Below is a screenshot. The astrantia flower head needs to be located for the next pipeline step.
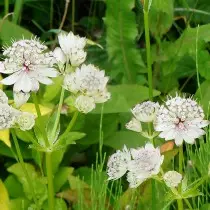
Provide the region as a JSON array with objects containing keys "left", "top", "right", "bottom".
[
  {"left": 107, "top": 145, "right": 131, "bottom": 181},
  {"left": 154, "top": 95, "right": 209, "bottom": 146},
  {"left": 0, "top": 38, "right": 58, "bottom": 102},
  {"left": 64, "top": 64, "right": 110, "bottom": 113},
  {"left": 54, "top": 32, "right": 87, "bottom": 67},
  {"left": 0, "top": 89, "right": 8, "bottom": 104},
  {"left": 74, "top": 95, "right": 95, "bottom": 114},
  {"left": 131, "top": 101, "right": 160, "bottom": 123},
  {"left": 126, "top": 118, "right": 142, "bottom": 132},
  {"left": 16, "top": 112, "right": 35, "bottom": 131},
  {"left": 127, "top": 143, "right": 164, "bottom": 188},
  {"left": 0, "top": 104, "right": 18, "bottom": 129},
  {"left": 163, "top": 171, "right": 182, "bottom": 188}
]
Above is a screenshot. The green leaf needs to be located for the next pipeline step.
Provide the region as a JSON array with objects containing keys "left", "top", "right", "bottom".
[
  {"left": 43, "top": 198, "right": 67, "bottom": 210},
  {"left": 105, "top": 0, "right": 146, "bottom": 82},
  {"left": 104, "top": 131, "right": 146, "bottom": 149},
  {"left": 9, "top": 198, "right": 31, "bottom": 210},
  {"left": 93, "top": 85, "right": 160, "bottom": 113},
  {"left": 201, "top": 203, "right": 210, "bottom": 210},
  {"left": 0, "top": 179, "right": 9, "bottom": 210},
  {"left": 7, "top": 163, "right": 47, "bottom": 206},
  {"left": 54, "top": 167, "right": 74, "bottom": 192},
  {"left": 57, "top": 132, "right": 86, "bottom": 147},
  {"left": 4, "top": 175, "right": 24, "bottom": 198},
  {"left": 149, "top": 0, "right": 174, "bottom": 37},
  {"left": 43, "top": 77, "right": 63, "bottom": 102},
  {"left": 195, "top": 80, "right": 210, "bottom": 113},
  {"left": 0, "top": 19, "right": 33, "bottom": 45},
  {"left": 0, "top": 129, "right": 11, "bottom": 147}
]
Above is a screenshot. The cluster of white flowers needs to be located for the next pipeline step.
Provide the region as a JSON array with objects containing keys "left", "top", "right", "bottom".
[
  {"left": 0, "top": 90, "right": 35, "bottom": 131},
  {"left": 54, "top": 32, "right": 87, "bottom": 67},
  {"left": 54, "top": 32, "right": 110, "bottom": 113},
  {"left": 126, "top": 101, "right": 159, "bottom": 132},
  {"left": 64, "top": 64, "right": 110, "bottom": 113},
  {"left": 163, "top": 171, "right": 182, "bottom": 188},
  {"left": 0, "top": 38, "right": 57, "bottom": 107},
  {"left": 107, "top": 143, "right": 164, "bottom": 188},
  {"left": 154, "top": 96, "right": 209, "bottom": 146}
]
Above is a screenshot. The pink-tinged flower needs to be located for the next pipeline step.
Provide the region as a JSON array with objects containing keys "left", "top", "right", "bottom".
[
  {"left": 0, "top": 38, "right": 58, "bottom": 103},
  {"left": 154, "top": 96, "right": 209, "bottom": 146}
]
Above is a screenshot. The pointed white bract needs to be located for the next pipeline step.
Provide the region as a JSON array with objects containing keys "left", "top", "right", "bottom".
[
  {"left": 14, "top": 91, "right": 30, "bottom": 107},
  {"left": 107, "top": 146, "right": 131, "bottom": 181},
  {"left": 154, "top": 96, "right": 209, "bottom": 146},
  {"left": 55, "top": 32, "right": 87, "bottom": 66},
  {"left": 64, "top": 64, "right": 110, "bottom": 113},
  {"left": 107, "top": 143, "right": 164, "bottom": 188},
  {"left": 163, "top": 171, "right": 182, "bottom": 188},
  {"left": 126, "top": 117, "right": 142, "bottom": 132},
  {"left": 16, "top": 112, "right": 35, "bottom": 131},
  {"left": 0, "top": 38, "right": 58, "bottom": 104},
  {"left": 131, "top": 101, "right": 160, "bottom": 123},
  {"left": 127, "top": 143, "right": 164, "bottom": 188}
]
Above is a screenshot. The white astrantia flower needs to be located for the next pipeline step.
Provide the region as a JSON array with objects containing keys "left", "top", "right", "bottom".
[
  {"left": 0, "top": 89, "right": 8, "bottom": 104},
  {"left": 154, "top": 95, "right": 209, "bottom": 146},
  {"left": 163, "top": 171, "right": 182, "bottom": 188},
  {"left": 55, "top": 32, "right": 87, "bottom": 66},
  {"left": 0, "top": 38, "right": 58, "bottom": 102},
  {"left": 74, "top": 95, "right": 96, "bottom": 114},
  {"left": 14, "top": 91, "right": 30, "bottom": 107},
  {"left": 64, "top": 64, "right": 110, "bottom": 113},
  {"left": 0, "top": 103, "right": 18, "bottom": 129},
  {"left": 131, "top": 101, "right": 160, "bottom": 123},
  {"left": 126, "top": 118, "right": 142, "bottom": 133},
  {"left": 107, "top": 145, "right": 131, "bottom": 181},
  {"left": 16, "top": 112, "right": 35, "bottom": 131},
  {"left": 127, "top": 143, "right": 164, "bottom": 188}
]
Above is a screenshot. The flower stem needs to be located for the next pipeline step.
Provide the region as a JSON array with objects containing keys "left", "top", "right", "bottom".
[
  {"left": 177, "top": 145, "right": 184, "bottom": 210},
  {"left": 32, "top": 93, "right": 55, "bottom": 210},
  {"left": 143, "top": 1, "right": 153, "bottom": 101},
  {"left": 59, "top": 110, "right": 78, "bottom": 140},
  {"left": 51, "top": 87, "right": 65, "bottom": 139},
  {"left": 45, "top": 152, "right": 54, "bottom": 210},
  {"left": 11, "top": 129, "right": 40, "bottom": 210},
  {"left": 32, "top": 93, "right": 49, "bottom": 148},
  {"left": 143, "top": 1, "right": 155, "bottom": 209}
]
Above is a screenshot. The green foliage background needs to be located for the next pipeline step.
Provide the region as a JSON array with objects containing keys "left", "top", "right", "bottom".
[{"left": 1, "top": 0, "right": 210, "bottom": 209}]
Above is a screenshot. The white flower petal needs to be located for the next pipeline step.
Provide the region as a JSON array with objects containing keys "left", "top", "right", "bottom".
[
  {"left": 14, "top": 91, "right": 30, "bottom": 107},
  {"left": 13, "top": 73, "right": 32, "bottom": 92},
  {"left": 1, "top": 72, "right": 21, "bottom": 85}
]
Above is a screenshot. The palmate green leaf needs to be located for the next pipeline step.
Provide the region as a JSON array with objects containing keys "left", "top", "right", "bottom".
[
  {"left": 105, "top": 0, "right": 146, "bottom": 83},
  {"left": 104, "top": 131, "right": 146, "bottom": 149},
  {"left": 149, "top": 0, "right": 174, "bottom": 37},
  {"left": 93, "top": 85, "right": 160, "bottom": 114},
  {"left": 7, "top": 163, "right": 47, "bottom": 206},
  {"left": 0, "top": 19, "right": 33, "bottom": 45}
]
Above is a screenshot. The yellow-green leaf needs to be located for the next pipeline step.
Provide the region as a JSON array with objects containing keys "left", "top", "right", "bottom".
[
  {"left": 0, "top": 129, "right": 11, "bottom": 147},
  {"left": 0, "top": 74, "right": 3, "bottom": 90},
  {"left": 20, "top": 103, "right": 52, "bottom": 116},
  {"left": 0, "top": 180, "right": 9, "bottom": 210}
]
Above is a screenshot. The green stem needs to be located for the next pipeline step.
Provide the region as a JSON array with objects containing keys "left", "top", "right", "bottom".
[
  {"left": 4, "top": 0, "right": 9, "bottom": 15},
  {"left": 32, "top": 93, "right": 55, "bottom": 210},
  {"left": 184, "top": 199, "right": 193, "bottom": 210},
  {"left": 51, "top": 87, "right": 65, "bottom": 139},
  {"left": 11, "top": 129, "right": 40, "bottom": 210},
  {"left": 50, "top": 0, "right": 54, "bottom": 29},
  {"left": 59, "top": 110, "right": 78, "bottom": 140},
  {"left": 46, "top": 153, "right": 54, "bottom": 210},
  {"left": 71, "top": 0, "right": 75, "bottom": 32},
  {"left": 195, "top": 25, "right": 202, "bottom": 101},
  {"left": 177, "top": 145, "right": 184, "bottom": 210},
  {"left": 32, "top": 93, "right": 49, "bottom": 147},
  {"left": 99, "top": 104, "right": 104, "bottom": 164},
  {"left": 143, "top": 2, "right": 153, "bottom": 101},
  {"left": 12, "top": 0, "right": 24, "bottom": 24}
]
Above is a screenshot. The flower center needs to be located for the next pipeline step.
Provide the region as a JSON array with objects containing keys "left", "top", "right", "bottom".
[
  {"left": 23, "top": 60, "right": 31, "bottom": 72},
  {"left": 175, "top": 118, "right": 186, "bottom": 130}
]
